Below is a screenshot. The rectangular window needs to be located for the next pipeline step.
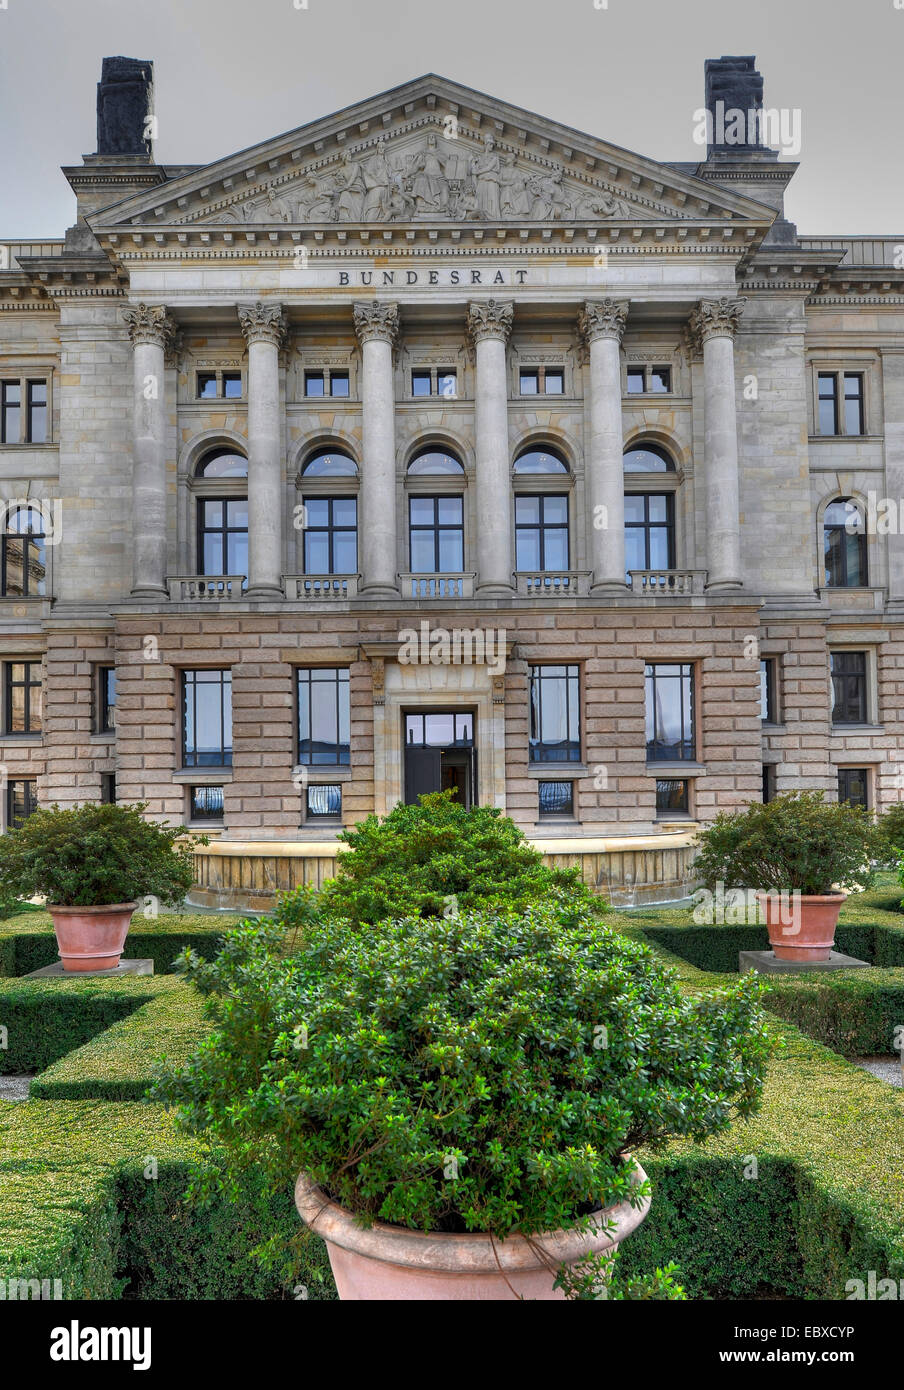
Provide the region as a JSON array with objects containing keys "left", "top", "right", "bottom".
[
  {"left": 515, "top": 494, "right": 569, "bottom": 571},
  {"left": 304, "top": 371, "right": 326, "bottom": 397},
  {"left": 760, "top": 658, "right": 777, "bottom": 724},
  {"left": 538, "top": 780, "right": 574, "bottom": 817},
  {"left": 411, "top": 370, "right": 432, "bottom": 397},
  {"left": 101, "top": 773, "right": 116, "bottom": 805},
  {"left": 26, "top": 381, "right": 47, "bottom": 443},
  {"left": 844, "top": 373, "right": 864, "bottom": 435},
  {"left": 837, "top": 767, "right": 869, "bottom": 809},
  {"left": 198, "top": 497, "right": 248, "bottom": 578},
  {"left": 518, "top": 368, "right": 540, "bottom": 396},
  {"left": 817, "top": 373, "right": 838, "bottom": 435},
  {"left": 762, "top": 765, "right": 776, "bottom": 805},
  {"left": 197, "top": 372, "right": 218, "bottom": 399},
  {"left": 182, "top": 669, "right": 232, "bottom": 767},
  {"left": 330, "top": 372, "right": 350, "bottom": 397},
  {"left": 189, "top": 785, "right": 225, "bottom": 822},
  {"left": 98, "top": 666, "right": 116, "bottom": 733},
  {"left": 409, "top": 495, "right": 464, "bottom": 573},
  {"left": 649, "top": 367, "right": 672, "bottom": 394},
  {"left": 645, "top": 663, "right": 695, "bottom": 762},
  {"left": 306, "top": 783, "right": 342, "bottom": 818},
  {"left": 222, "top": 371, "right": 243, "bottom": 398},
  {"left": 626, "top": 368, "right": 645, "bottom": 394},
  {"left": 297, "top": 667, "right": 350, "bottom": 766},
  {"left": 624, "top": 493, "right": 675, "bottom": 577},
  {"left": 544, "top": 368, "right": 564, "bottom": 395},
  {"left": 302, "top": 496, "right": 357, "bottom": 574},
  {"left": 656, "top": 779, "right": 689, "bottom": 815},
  {"left": 5, "top": 661, "right": 42, "bottom": 735},
  {"left": 831, "top": 651, "right": 868, "bottom": 725},
  {"left": 6, "top": 779, "right": 37, "bottom": 830},
  {"left": 437, "top": 370, "right": 457, "bottom": 399},
  {"left": 529, "top": 664, "right": 581, "bottom": 763},
  {"left": 1, "top": 382, "right": 22, "bottom": 444}
]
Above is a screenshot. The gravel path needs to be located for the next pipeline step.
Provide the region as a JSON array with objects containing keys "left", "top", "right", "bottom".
[
  {"left": 849, "top": 1057, "right": 904, "bottom": 1088},
  {"left": 0, "top": 1075, "right": 33, "bottom": 1101}
]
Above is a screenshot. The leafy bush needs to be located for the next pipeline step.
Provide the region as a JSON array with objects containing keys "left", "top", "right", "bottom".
[
  {"left": 693, "top": 791, "right": 884, "bottom": 897},
  {"left": 318, "top": 790, "right": 600, "bottom": 927},
  {"left": 154, "top": 902, "right": 771, "bottom": 1239},
  {"left": 879, "top": 802, "right": 904, "bottom": 860},
  {"left": 0, "top": 802, "right": 197, "bottom": 908}
]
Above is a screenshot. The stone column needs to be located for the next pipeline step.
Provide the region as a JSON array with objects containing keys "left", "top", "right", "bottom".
[
  {"left": 123, "top": 302, "right": 177, "bottom": 599},
  {"left": 578, "top": 299, "right": 629, "bottom": 593},
  {"left": 467, "top": 299, "right": 514, "bottom": 595},
  {"left": 690, "top": 296, "right": 746, "bottom": 591},
  {"left": 238, "top": 302, "right": 287, "bottom": 598},
  {"left": 353, "top": 301, "right": 400, "bottom": 597}
]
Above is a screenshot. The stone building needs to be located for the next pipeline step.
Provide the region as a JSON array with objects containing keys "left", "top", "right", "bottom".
[{"left": 1, "top": 55, "right": 902, "bottom": 906}]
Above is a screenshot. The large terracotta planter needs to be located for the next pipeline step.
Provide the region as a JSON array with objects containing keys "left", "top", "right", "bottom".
[
  {"left": 757, "top": 891, "right": 846, "bottom": 962},
  {"left": 295, "top": 1163, "right": 650, "bottom": 1301},
  {"left": 48, "top": 902, "right": 137, "bottom": 973}
]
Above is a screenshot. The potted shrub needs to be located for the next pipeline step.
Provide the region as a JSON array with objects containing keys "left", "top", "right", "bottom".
[
  {"left": 0, "top": 802, "right": 196, "bottom": 972},
  {"left": 693, "top": 791, "right": 884, "bottom": 962},
  {"left": 154, "top": 898, "right": 770, "bottom": 1301}
]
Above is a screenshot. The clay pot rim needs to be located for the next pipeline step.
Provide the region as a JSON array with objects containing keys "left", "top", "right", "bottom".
[
  {"left": 754, "top": 891, "right": 847, "bottom": 903},
  {"left": 295, "top": 1162, "right": 650, "bottom": 1273},
  {"left": 47, "top": 901, "right": 138, "bottom": 914}
]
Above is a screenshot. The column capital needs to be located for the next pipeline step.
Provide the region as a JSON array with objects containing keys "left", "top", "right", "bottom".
[
  {"left": 687, "top": 296, "right": 746, "bottom": 351},
  {"left": 577, "top": 298, "right": 629, "bottom": 348},
  {"left": 238, "top": 300, "right": 288, "bottom": 349},
  {"left": 466, "top": 298, "right": 514, "bottom": 350},
  {"left": 353, "top": 299, "right": 400, "bottom": 348},
  {"left": 123, "top": 302, "right": 178, "bottom": 353}
]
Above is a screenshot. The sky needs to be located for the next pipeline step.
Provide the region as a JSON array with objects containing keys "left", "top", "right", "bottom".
[{"left": 1, "top": 0, "right": 902, "bottom": 238}]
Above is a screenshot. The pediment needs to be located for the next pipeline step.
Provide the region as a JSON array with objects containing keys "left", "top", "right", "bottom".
[{"left": 88, "top": 74, "right": 776, "bottom": 237}]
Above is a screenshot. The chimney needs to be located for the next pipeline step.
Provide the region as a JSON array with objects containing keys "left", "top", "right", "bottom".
[
  {"left": 96, "top": 56, "right": 155, "bottom": 157},
  {"left": 704, "top": 55, "right": 767, "bottom": 160}
]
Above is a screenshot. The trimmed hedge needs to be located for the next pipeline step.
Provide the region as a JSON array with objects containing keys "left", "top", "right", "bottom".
[
  {"left": 0, "top": 977, "right": 157, "bottom": 1073},
  {"left": 0, "top": 909, "right": 237, "bottom": 977},
  {"left": 763, "top": 969, "right": 904, "bottom": 1057}
]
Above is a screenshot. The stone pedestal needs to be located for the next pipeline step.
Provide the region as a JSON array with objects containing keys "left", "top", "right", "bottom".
[
  {"left": 739, "top": 949, "right": 870, "bottom": 975},
  {"left": 24, "top": 958, "right": 154, "bottom": 979}
]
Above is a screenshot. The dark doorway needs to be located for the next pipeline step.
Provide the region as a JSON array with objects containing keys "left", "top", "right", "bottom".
[{"left": 403, "top": 710, "right": 477, "bottom": 808}]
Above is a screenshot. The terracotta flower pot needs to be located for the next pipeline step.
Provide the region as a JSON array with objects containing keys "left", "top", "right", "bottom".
[
  {"left": 756, "top": 891, "right": 847, "bottom": 962},
  {"left": 295, "top": 1163, "right": 650, "bottom": 1301},
  {"left": 48, "top": 902, "right": 137, "bottom": 973}
]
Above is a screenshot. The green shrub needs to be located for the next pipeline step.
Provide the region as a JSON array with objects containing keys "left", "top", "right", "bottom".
[
  {"left": 693, "top": 791, "right": 884, "bottom": 897},
  {"left": 0, "top": 802, "right": 198, "bottom": 908},
  {"left": 317, "top": 790, "right": 600, "bottom": 927},
  {"left": 879, "top": 802, "right": 904, "bottom": 859},
  {"left": 154, "top": 902, "right": 771, "bottom": 1239}
]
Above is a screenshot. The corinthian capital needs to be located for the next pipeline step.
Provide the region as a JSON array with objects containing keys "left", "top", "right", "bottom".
[
  {"left": 466, "top": 298, "right": 514, "bottom": 349},
  {"left": 123, "top": 303, "right": 178, "bottom": 352},
  {"left": 238, "top": 301, "right": 288, "bottom": 348},
  {"left": 688, "top": 296, "right": 746, "bottom": 349},
  {"left": 352, "top": 300, "right": 400, "bottom": 348},
  {"left": 577, "top": 298, "right": 629, "bottom": 348}
]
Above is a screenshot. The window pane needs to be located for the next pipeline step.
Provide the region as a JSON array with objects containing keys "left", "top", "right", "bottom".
[
  {"left": 542, "top": 495, "right": 568, "bottom": 524},
  {"left": 333, "top": 530, "right": 357, "bottom": 572},
  {"left": 656, "top": 779, "right": 688, "bottom": 813},
  {"left": 305, "top": 372, "right": 325, "bottom": 397},
  {"left": 410, "top": 532, "right": 435, "bottom": 572},
  {"left": 304, "top": 498, "right": 330, "bottom": 528},
  {"left": 303, "top": 451, "right": 356, "bottom": 477},
  {"left": 519, "top": 370, "right": 539, "bottom": 395},
  {"left": 539, "top": 781, "right": 573, "bottom": 815},
  {"left": 408, "top": 451, "right": 464, "bottom": 475},
  {"left": 516, "top": 530, "right": 541, "bottom": 570},
  {"left": 202, "top": 534, "right": 224, "bottom": 574},
  {"left": 222, "top": 373, "right": 242, "bottom": 398},
  {"left": 197, "top": 451, "right": 247, "bottom": 478},
  {"left": 647, "top": 495, "right": 668, "bottom": 523},
  {"left": 27, "top": 382, "right": 47, "bottom": 443},
  {"left": 197, "top": 373, "right": 217, "bottom": 398},
  {"left": 437, "top": 371, "right": 457, "bottom": 399},
  {"left": 649, "top": 368, "right": 671, "bottom": 394},
  {"left": 305, "top": 532, "right": 330, "bottom": 572},
  {"left": 411, "top": 370, "right": 432, "bottom": 396},
  {"left": 626, "top": 369, "right": 645, "bottom": 394},
  {"left": 544, "top": 369, "right": 564, "bottom": 394},
  {"left": 647, "top": 528, "right": 671, "bottom": 570},
  {"left": 3, "top": 538, "right": 24, "bottom": 596},
  {"left": 818, "top": 375, "right": 838, "bottom": 434},
  {"left": 409, "top": 497, "right": 435, "bottom": 525},
  {"left": 438, "top": 530, "right": 463, "bottom": 570},
  {"left": 191, "top": 786, "right": 225, "bottom": 820},
  {"left": 515, "top": 496, "right": 540, "bottom": 524},
  {"left": 330, "top": 373, "right": 349, "bottom": 397},
  {"left": 308, "top": 784, "right": 341, "bottom": 816},
  {"left": 844, "top": 375, "right": 863, "bottom": 434},
  {"left": 624, "top": 494, "right": 645, "bottom": 523},
  {"left": 437, "top": 497, "right": 462, "bottom": 525},
  {"left": 544, "top": 528, "right": 569, "bottom": 570},
  {"left": 514, "top": 450, "right": 568, "bottom": 475},
  {"left": 624, "top": 447, "right": 672, "bottom": 473}
]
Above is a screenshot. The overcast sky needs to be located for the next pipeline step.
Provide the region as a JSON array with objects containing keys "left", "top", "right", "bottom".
[{"left": 1, "top": 0, "right": 902, "bottom": 238}]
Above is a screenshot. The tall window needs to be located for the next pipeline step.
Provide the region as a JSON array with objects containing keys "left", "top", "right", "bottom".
[
  {"left": 1, "top": 378, "right": 48, "bottom": 444},
  {"left": 760, "top": 658, "right": 777, "bottom": 724},
  {"left": 529, "top": 664, "right": 580, "bottom": 763},
  {"left": 5, "top": 661, "right": 42, "bottom": 735},
  {"left": 409, "top": 496, "right": 464, "bottom": 572},
  {"left": 6, "top": 779, "right": 37, "bottom": 830},
  {"left": 824, "top": 499, "right": 867, "bottom": 588},
  {"left": 198, "top": 499, "right": 248, "bottom": 577},
  {"left": 625, "top": 494, "right": 674, "bottom": 575},
  {"left": 1, "top": 506, "right": 47, "bottom": 597},
  {"left": 515, "top": 495, "right": 569, "bottom": 571},
  {"left": 646, "top": 663, "right": 695, "bottom": 762},
  {"left": 818, "top": 372, "right": 865, "bottom": 436},
  {"left": 831, "top": 651, "right": 867, "bottom": 725},
  {"left": 837, "top": 767, "right": 868, "bottom": 809},
  {"left": 98, "top": 666, "right": 116, "bottom": 733},
  {"left": 302, "top": 497, "right": 357, "bottom": 574},
  {"left": 297, "top": 667, "right": 350, "bottom": 766},
  {"left": 182, "top": 669, "right": 232, "bottom": 767}
]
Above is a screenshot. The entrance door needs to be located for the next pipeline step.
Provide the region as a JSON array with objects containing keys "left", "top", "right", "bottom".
[{"left": 403, "top": 710, "right": 476, "bottom": 807}]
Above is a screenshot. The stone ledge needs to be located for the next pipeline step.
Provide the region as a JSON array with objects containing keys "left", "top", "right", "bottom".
[{"left": 739, "top": 949, "right": 870, "bottom": 975}]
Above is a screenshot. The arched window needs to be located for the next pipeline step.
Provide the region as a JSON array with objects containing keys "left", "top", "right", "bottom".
[
  {"left": 513, "top": 448, "right": 569, "bottom": 475},
  {"left": 407, "top": 449, "right": 465, "bottom": 476},
  {"left": 1, "top": 506, "right": 47, "bottom": 597},
  {"left": 623, "top": 444, "right": 675, "bottom": 473},
  {"left": 824, "top": 499, "right": 867, "bottom": 588},
  {"left": 195, "top": 450, "right": 248, "bottom": 479},
  {"left": 625, "top": 495, "right": 675, "bottom": 575},
  {"left": 302, "top": 449, "right": 358, "bottom": 478}
]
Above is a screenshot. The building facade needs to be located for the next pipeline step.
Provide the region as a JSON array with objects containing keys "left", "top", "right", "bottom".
[{"left": 1, "top": 56, "right": 902, "bottom": 904}]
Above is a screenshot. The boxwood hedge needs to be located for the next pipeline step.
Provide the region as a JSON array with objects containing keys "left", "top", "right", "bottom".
[{"left": 0, "top": 909, "right": 236, "bottom": 978}]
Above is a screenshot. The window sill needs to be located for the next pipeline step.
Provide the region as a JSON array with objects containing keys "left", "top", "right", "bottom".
[
  {"left": 90, "top": 732, "right": 116, "bottom": 743},
  {"left": 527, "top": 763, "right": 587, "bottom": 779},
  {"left": 173, "top": 769, "right": 234, "bottom": 784},
  {"left": 0, "top": 733, "right": 43, "bottom": 744},
  {"left": 831, "top": 724, "right": 883, "bottom": 733},
  {"left": 646, "top": 761, "right": 705, "bottom": 776},
  {"left": 293, "top": 765, "right": 353, "bottom": 782},
  {"left": 188, "top": 820, "right": 225, "bottom": 831}
]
